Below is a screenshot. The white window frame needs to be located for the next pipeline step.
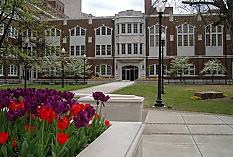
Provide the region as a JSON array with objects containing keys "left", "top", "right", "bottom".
[
  {"left": 149, "top": 64, "right": 167, "bottom": 76},
  {"left": 8, "top": 64, "right": 17, "bottom": 76},
  {"left": 70, "top": 45, "right": 85, "bottom": 57},
  {"left": 177, "top": 24, "right": 194, "bottom": 47},
  {"left": 205, "top": 24, "right": 223, "bottom": 47},
  {"left": 95, "top": 64, "right": 112, "bottom": 76},
  {"left": 70, "top": 26, "right": 86, "bottom": 36},
  {"left": 149, "top": 24, "right": 166, "bottom": 47}
]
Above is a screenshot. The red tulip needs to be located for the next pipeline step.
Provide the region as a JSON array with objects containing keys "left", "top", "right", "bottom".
[
  {"left": 104, "top": 120, "right": 111, "bottom": 127},
  {"left": 38, "top": 106, "right": 53, "bottom": 121},
  {"left": 0, "top": 132, "right": 9, "bottom": 144},
  {"left": 88, "top": 123, "right": 91, "bottom": 128},
  {"left": 69, "top": 104, "right": 81, "bottom": 117},
  {"left": 58, "top": 117, "right": 69, "bottom": 130},
  {"left": 12, "top": 138, "right": 17, "bottom": 148},
  {"left": 8, "top": 101, "right": 24, "bottom": 111},
  {"left": 57, "top": 133, "right": 69, "bottom": 145}
]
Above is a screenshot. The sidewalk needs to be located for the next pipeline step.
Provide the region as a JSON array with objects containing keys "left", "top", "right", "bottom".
[
  {"left": 143, "top": 110, "right": 233, "bottom": 157},
  {"left": 71, "top": 81, "right": 135, "bottom": 96}
]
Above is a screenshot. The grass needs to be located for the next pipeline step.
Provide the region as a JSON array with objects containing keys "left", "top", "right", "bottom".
[
  {"left": 0, "top": 84, "right": 95, "bottom": 91},
  {"left": 113, "top": 83, "right": 233, "bottom": 115}
]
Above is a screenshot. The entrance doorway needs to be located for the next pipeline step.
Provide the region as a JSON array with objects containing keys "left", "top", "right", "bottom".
[{"left": 122, "top": 66, "right": 138, "bottom": 81}]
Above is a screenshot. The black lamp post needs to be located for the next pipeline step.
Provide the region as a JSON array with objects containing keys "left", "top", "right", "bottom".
[
  {"left": 61, "top": 48, "right": 66, "bottom": 88},
  {"left": 83, "top": 54, "right": 86, "bottom": 84},
  {"left": 24, "top": 38, "right": 29, "bottom": 89},
  {"left": 154, "top": 0, "right": 165, "bottom": 107},
  {"left": 161, "top": 32, "right": 166, "bottom": 94}
]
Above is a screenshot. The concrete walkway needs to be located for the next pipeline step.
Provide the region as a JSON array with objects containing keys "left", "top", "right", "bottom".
[
  {"left": 143, "top": 110, "right": 233, "bottom": 157},
  {"left": 72, "top": 81, "right": 135, "bottom": 96}
]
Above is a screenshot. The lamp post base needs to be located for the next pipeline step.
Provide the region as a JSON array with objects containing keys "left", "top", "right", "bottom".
[{"left": 154, "top": 99, "right": 164, "bottom": 107}]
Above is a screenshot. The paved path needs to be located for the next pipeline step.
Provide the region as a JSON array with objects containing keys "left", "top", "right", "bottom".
[
  {"left": 143, "top": 110, "right": 233, "bottom": 157},
  {"left": 72, "top": 81, "right": 135, "bottom": 96}
]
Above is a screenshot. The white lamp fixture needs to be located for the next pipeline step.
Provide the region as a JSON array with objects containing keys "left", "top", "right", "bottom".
[
  {"left": 61, "top": 48, "right": 66, "bottom": 54},
  {"left": 156, "top": 0, "right": 165, "bottom": 13},
  {"left": 161, "top": 32, "right": 166, "bottom": 41},
  {"left": 83, "top": 54, "right": 86, "bottom": 58}
]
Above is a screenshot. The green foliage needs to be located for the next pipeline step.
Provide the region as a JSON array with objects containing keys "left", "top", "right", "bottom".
[
  {"left": 169, "top": 57, "right": 190, "bottom": 76},
  {"left": 201, "top": 59, "right": 226, "bottom": 75}
]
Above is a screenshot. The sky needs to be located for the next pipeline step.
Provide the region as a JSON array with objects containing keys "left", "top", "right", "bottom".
[
  {"left": 82, "top": 0, "right": 187, "bottom": 16},
  {"left": 82, "top": 0, "right": 144, "bottom": 16}
]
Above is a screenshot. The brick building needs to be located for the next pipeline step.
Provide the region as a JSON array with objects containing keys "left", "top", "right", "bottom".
[{"left": 0, "top": 0, "right": 233, "bottom": 83}]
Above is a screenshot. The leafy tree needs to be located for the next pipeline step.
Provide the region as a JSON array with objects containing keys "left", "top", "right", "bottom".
[
  {"left": 37, "top": 55, "right": 92, "bottom": 84},
  {"left": 169, "top": 57, "right": 190, "bottom": 82},
  {"left": 201, "top": 59, "right": 226, "bottom": 83},
  {"left": 0, "top": 0, "right": 43, "bottom": 47},
  {"left": 66, "top": 58, "right": 92, "bottom": 84},
  {"left": 182, "top": 0, "right": 233, "bottom": 36}
]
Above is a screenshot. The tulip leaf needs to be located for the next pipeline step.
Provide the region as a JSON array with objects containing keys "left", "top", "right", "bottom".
[
  {"left": 21, "top": 140, "right": 29, "bottom": 156},
  {"left": 1, "top": 145, "right": 7, "bottom": 157}
]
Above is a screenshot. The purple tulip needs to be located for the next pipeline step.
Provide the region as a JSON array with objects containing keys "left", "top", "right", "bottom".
[
  {"left": 63, "top": 91, "right": 75, "bottom": 100},
  {"left": 85, "top": 106, "right": 95, "bottom": 118},
  {"left": 74, "top": 110, "right": 89, "bottom": 128}
]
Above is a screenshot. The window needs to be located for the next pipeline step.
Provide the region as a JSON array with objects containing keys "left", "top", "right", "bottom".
[
  {"left": 96, "top": 45, "right": 100, "bottom": 55},
  {"left": 96, "top": 26, "right": 112, "bottom": 35},
  {"left": 70, "top": 46, "right": 74, "bottom": 56},
  {"left": 70, "top": 27, "right": 85, "bottom": 36},
  {"left": 107, "top": 65, "right": 112, "bottom": 75},
  {"left": 96, "top": 28, "right": 100, "bottom": 35},
  {"left": 177, "top": 64, "right": 195, "bottom": 76},
  {"left": 127, "top": 44, "right": 132, "bottom": 54},
  {"left": 122, "top": 44, "right": 126, "bottom": 54},
  {"left": 122, "top": 24, "right": 126, "bottom": 34},
  {"left": 95, "top": 65, "right": 112, "bottom": 76},
  {"left": 117, "top": 24, "right": 119, "bottom": 34},
  {"left": 0, "top": 64, "right": 3, "bottom": 75},
  {"left": 76, "top": 46, "right": 80, "bottom": 56},
  {"left": 117, "top": 44, "right": 119, "bottom": 55},
  {"left": 177, "top": 24, "right": 194, "bottom": 47},
  {"left": 102, "top": 26, "right": 106, "bottom": 35},
  {"left": 70, "top": 45, "right": 85, "bottom": 56},
  {"left": 81, "top": 28, "right": 85, "bottom": 36},
  {"left": 149, "top": 64, "right": 159, "bottom": 76},
  {"left": 45, "top": 28, "right": 61, "bottom": 37},
  {"left": 101, "top": 45, "right": 106, "bottom": 55},
  {"left": 149, "top": 25, "right": 165, "bottom": 47},
  {"left": 127, "top": 24, "right": 132, "bottom": 33},
  {"left": 81, "top": 45, "right": 85, "bottom": 55},
  {"left": 101, "top": 65, "right": 106, "bottom": 75},
  {"left": 149, "top": 64, "right": 167, "bottom": 76},
  {"left": 133, "top": 43, "right": 138, "bottom": 54},
  {"left": 107, "top": 28, "right": 111, "bottom": 35},
  {"left": 140, "top": 43, "right": 143, "bottom": 54},
  {"left": 206, "top": 24, "right": 223, "bottom": 47},
  {"left": 133, "top": 24, "right": 138, "bottom": 33},
  {"left": 7, "top": 26, "right": 18, "bottom": 38},
  {"left": 95, "top": 65, "right": 100, "bottom": 75},
  {"left": 107, "top": 45, "right": 111, "bottom": 55},
  {"left": 140, "top": 24, "right": 143, "bottom": 34},
  {"left": 8, "top": 64, "right": 17, "bottom": 76}
]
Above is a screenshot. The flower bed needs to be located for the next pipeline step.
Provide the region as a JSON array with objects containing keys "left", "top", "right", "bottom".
[{"left": 0, "top": 88, "right": 110, "bottom": 157}]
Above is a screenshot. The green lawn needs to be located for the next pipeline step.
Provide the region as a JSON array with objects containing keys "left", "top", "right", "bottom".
[
  {"left": 113, "top": 83, "right": 233, "bottom": 115},
  {"left": 0, "top": 84, "right": 94, "bottom": 91}
]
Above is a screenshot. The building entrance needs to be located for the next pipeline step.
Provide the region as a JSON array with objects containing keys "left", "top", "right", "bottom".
[{"left": 122, "top": 66, "right": 138, "bottom": 81}]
